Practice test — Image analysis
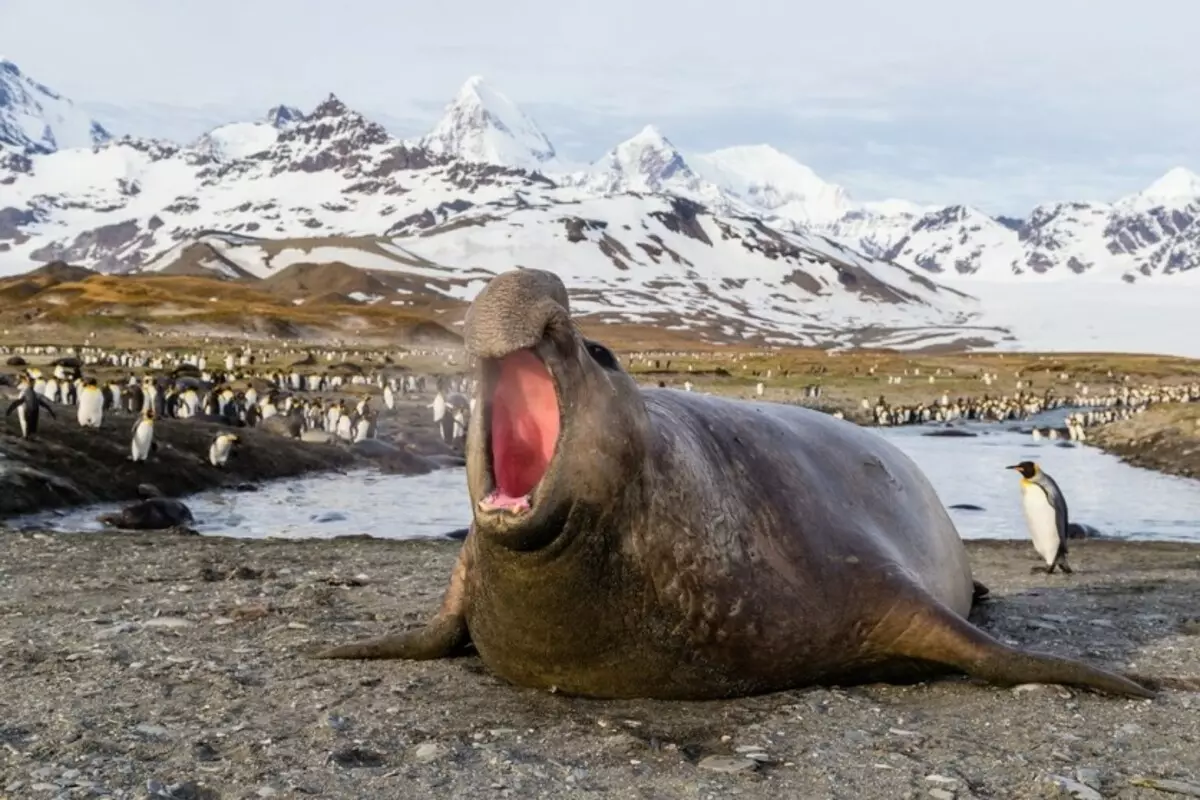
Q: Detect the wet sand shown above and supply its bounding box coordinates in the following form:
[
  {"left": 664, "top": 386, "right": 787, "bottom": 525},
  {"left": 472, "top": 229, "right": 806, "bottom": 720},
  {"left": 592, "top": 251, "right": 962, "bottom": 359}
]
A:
[{"left": 0, "top": 533, "right": 1197, "bottom": 799}]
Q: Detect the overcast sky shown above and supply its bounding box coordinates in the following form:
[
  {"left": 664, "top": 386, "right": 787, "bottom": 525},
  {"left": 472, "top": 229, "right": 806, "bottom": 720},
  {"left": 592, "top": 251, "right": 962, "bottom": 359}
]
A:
[{"left": 4, "top": 0, "right": 1197, "bottom": 216}]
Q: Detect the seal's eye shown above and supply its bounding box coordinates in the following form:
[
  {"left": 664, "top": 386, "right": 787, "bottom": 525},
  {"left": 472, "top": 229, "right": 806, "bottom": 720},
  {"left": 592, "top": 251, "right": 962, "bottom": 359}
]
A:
[{"left": 584, "top": 340, "right": 620, "bottom": 371}]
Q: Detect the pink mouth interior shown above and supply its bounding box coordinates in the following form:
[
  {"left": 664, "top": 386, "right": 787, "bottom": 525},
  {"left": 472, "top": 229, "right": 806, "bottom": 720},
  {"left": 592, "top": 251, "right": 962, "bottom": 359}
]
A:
[{"left": 486, "top": 349, "right": 559, "bottom": 509}]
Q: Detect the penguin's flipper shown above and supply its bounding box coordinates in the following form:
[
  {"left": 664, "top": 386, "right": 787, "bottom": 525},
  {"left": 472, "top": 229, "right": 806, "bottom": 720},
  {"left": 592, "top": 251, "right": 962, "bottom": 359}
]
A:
[
  {"left": 5, "top": 399, "right": 18, "bottom": 417},
  {"left": 971, "top": 580, "right": 991, "bottom": 604}
]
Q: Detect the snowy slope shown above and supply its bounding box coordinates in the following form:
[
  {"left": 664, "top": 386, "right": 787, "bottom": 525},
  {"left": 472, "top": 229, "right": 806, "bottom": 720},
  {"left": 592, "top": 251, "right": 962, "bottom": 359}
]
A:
[
  {"left": 1, "top": 59, "right": 1196, "bottom": 353},
  {"left": 692, "top": 145, "right": 855, "bottom": 225},
  {"left": 419, "top": 76, "right": 558, "bottom": 172},
  {"left": 0, "top": 73, "right": 998, "bottom": 349},
  {"left": 191, "top": 105, "right": 302, "bottom": 160},
  {"left": 0, "top": 59, "right": 111, "bottom": 154}
]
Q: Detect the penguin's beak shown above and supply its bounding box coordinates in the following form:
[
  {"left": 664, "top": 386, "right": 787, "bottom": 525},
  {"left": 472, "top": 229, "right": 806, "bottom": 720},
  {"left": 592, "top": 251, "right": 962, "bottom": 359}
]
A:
[{"left": 1004, "top": 464, "right": 1020, "bottom": 471}]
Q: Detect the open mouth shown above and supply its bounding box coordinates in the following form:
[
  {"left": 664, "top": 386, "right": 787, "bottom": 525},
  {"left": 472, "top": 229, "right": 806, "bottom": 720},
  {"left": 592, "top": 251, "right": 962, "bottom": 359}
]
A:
[{"left": 480, "top": 348, "right": 560, "bottom": 514}]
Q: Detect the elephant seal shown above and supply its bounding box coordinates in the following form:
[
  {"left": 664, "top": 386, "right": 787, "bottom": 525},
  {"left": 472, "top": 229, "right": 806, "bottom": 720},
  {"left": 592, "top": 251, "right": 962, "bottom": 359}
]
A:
[
  {"left": 99, "top": 496, "right": 195, "bottom": 531},
  {"left": 315, "top": 268, "right": 1154, "bottom": 700}
]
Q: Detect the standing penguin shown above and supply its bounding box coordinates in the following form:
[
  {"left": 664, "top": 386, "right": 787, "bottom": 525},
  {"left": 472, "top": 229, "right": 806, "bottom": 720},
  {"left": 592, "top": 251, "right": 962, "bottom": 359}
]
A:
[
  {"left": 1006, "top": 460, "right": 1073, "bottom": 575},
  {"left": 208, "top": 432, "right": 240, "bottom": 467},
  {"left": 130, "top": 409, "right": 156, "bottom": 462},
  {"left": 6, "top": 380, "right": 58, "bottom": 438},
  {"left": 76, "top": 377, "right": 104, "bottom": 428}
]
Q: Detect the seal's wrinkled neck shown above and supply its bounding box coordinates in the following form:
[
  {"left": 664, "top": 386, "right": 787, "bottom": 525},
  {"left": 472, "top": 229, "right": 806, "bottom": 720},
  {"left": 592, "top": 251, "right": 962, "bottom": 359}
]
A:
[{"left": 484, "top": 348, "right": 560, "bottom": 510}]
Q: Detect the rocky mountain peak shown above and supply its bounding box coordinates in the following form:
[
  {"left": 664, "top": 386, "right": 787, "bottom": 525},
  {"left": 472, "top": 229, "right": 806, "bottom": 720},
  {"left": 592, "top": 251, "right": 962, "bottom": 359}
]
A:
[
  {"left": 421, "top": 75, "right": 557, "bottom": 170},
  {"left": 0, "top": 58, "right": 111, "bottom": 154}
]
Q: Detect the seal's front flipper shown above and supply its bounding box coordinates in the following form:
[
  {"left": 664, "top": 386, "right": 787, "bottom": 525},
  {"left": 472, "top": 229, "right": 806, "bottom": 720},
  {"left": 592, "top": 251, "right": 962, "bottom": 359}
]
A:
[
  {"left": 311, "top": 533, "right": 474, "bottom": 662},
  {"left": 882, "top": 592, "right": 1155, "bottom": 699}
]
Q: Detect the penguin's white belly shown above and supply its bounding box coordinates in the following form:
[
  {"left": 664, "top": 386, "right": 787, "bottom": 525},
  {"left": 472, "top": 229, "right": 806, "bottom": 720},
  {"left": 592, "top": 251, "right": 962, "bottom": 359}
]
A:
[
  {"left": 209, "top": 439, "right": 232, "bottom": 466},
  {"left": 77, "top": 391, "right": 104, "bottom": 427},
  {"left": 131, "top": 422, "right": 154, "bottom": 461},
  {"left": 1021, "top": 485, "right": 1060, "bottom": 564},
  {"left": 336, "top": 415, "right": 354, "bottom": 440},
  {"left": 17, "top": 404, "right": 28, "bottom": 436}
]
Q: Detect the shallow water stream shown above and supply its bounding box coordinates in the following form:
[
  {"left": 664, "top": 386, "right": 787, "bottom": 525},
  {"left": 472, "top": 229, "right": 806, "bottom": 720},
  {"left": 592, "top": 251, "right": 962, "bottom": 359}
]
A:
[{"left": 11, "top": 414, "right": 1200, "bottom": 542}]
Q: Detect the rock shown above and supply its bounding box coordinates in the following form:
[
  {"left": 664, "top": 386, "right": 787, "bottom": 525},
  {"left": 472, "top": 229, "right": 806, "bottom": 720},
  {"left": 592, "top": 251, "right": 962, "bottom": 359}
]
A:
[
  {"left": 928, "top": 789, "right": 955, "bottom": 800},
  {"left": 1114, "top": 723, "right": 1143, "bottom": 741},
  {"left": 1075, "top": 768, "right": 1101, "bottom": 790},
  {"left": 1129, "top": 777, "right": 1200, "bottom": 797},
  {"left": 192, "top": 741, "right": 220, "bottom": 762},
  {"left": 329, "top": 745, "right": 384, "bottom": 768},
  {"left": 95, "top": 622, "right": 139, "bottom": 639},
  {"left": 697, "top": 755, "right": 759, "bottom": 774},
  {"left": 414, "top": 742, "right": 446, "bottom": 763},
  {"left": 134, "top": 723, "right": 172, "bottom": 740},
  {"left": 1048, "top": 775, "right": 1102, "bottom": 800},
  {"left": 143, "top": 617, "right": 193, "bottom": 629}
]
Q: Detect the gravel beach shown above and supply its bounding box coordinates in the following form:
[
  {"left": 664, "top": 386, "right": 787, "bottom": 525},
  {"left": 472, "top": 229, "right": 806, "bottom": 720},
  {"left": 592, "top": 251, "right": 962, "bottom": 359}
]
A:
[
  {"left": 1, "top": 533, "right": 1198, "bottom": 799},
  {"left": 1091, "top": 405, "right": 1200, "bottom": 481}
]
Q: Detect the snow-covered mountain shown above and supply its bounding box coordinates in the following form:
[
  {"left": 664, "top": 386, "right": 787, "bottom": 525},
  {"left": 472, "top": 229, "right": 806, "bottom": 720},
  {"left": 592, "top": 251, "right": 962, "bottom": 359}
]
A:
[
  {"left": 0, "top": 68, "right": 998, "bottom": 350},
  {"left": 419, "top": 76, "right": 558, "bottom": 172},
  {"left": 561, "top": 132, "right": 1200, "bottom": 284},
  {"left": 1, "top": 58, "right": 1196, "bottom": 352},
  {"left": 0, "top": 59, "right": 111, "bottom": 154}
]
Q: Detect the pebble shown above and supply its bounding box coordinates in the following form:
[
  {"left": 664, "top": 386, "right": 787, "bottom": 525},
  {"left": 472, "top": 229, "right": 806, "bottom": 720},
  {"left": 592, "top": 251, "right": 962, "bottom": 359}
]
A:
[
  {"left": 1114, "top": 723, "right": 1142, "bottom": 741},
  {"left": 143, "top": 617, "right": 193, "bottom": 629},
  {"left": 95, "top": 622, "right": 139, "bottom": 639},
  {"left": 698, "top": 755, "right": 759, "bottom": 774},
  {"left": 1048, "top": 775, "right": 1103, "bottom": 800},
  {"left": 414, "top": 742, "right": 446, "bottom": 763},
  {"left": 134, "top": 723, "right": 172, "bottom": 740},
  {"left": 928, "top": 789, "right": 955, "bottom": 800},
  {"left": 1075, "top": 768, "right": 1101, "bottom": 789},
  {"left": 1130, "top": 777, "right": 1200, "bottom": 797}
]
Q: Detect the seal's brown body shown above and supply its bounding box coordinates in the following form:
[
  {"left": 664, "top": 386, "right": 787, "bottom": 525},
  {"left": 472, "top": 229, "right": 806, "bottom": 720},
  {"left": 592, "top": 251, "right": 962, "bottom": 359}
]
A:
[
  {"left": 467, "top": 391, "right": 975, "bottom": 698},
  {"left": 316, "top": 268, "right": 1155, "bottom": 701}
]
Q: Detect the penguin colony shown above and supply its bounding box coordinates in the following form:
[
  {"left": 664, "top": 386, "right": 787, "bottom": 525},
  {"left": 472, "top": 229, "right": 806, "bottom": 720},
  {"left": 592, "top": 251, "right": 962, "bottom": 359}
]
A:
[
  {"left": 4, "top": 343, "right": 1197, "bottom": 574},
  {"left": 2, "top": 344, "right": 478, "bottom": 469}
]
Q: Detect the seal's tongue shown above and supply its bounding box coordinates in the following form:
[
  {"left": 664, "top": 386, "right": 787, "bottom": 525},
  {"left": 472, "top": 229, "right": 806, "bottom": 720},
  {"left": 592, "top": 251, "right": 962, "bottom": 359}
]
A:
[{"left": 490, "top": 349, "right": 559, "bottom": 502}]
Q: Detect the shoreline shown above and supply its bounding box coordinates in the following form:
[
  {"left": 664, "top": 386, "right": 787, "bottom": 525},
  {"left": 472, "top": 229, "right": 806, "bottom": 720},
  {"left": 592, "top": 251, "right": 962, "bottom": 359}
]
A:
[
  {"left": 0, "top": 396, "right": 457, "bottom": 520},
  {"left": 1089, "top": 404, "right": 1200, "bottom": 481},
  {"left": 0, "top": 534, "right": 1197, "bottom": 798}
]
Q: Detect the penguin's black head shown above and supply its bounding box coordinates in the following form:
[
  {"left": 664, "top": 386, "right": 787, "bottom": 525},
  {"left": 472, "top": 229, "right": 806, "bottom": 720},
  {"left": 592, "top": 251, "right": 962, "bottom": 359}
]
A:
[{"left": 1006, "top": 460, "right": 1038, "bottom": 479}]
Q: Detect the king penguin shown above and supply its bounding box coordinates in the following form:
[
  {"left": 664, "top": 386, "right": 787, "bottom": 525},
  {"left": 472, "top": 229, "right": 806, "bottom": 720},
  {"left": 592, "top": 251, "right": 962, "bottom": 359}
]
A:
[
  {"left": 6, "top": 377, "right": 58, "bottom": 438},
  {"left": 77, "top": 377, "right": 104, "bottom": 428},
  {"left": 1006, "top": 460, "right": 1073, "bottom": 574},
  {"left": 130, "top": 409, "right": 156, "bottom": 462},
  {"left": 209, "top": 432, "right": 240, "bottom": 467}
]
